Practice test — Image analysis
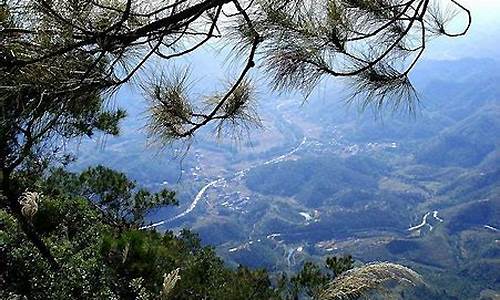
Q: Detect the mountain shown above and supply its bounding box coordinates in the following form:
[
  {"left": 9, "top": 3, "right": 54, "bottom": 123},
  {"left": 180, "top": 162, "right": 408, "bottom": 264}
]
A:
[{"left": 73, "top": 57, "right": 500, "bottom": 299}]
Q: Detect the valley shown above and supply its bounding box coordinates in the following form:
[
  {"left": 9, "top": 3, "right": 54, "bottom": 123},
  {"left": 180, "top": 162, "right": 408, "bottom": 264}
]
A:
[{"left": 73, "top": 57, "right": 500, "bottom": 299}]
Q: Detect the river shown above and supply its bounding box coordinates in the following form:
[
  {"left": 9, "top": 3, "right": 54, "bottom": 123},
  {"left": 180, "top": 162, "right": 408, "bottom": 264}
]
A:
[{"left": 141, "top": 101, "right": 305, "bottom": 230}]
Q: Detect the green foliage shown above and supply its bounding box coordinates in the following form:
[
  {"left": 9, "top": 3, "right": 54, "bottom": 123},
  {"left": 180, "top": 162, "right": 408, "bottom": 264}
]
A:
[
  {"left": 326, "top": 255, "right": 355, "bottom": 277},
  {"left": 0, "top": 165, "right": 370, "bottom": 300},
  {"left": 0, "top": 0, "right": 126, "bottom": 174},
  {"left": 289, "top": 255, "right": 355, "bottom": 299},
  {"left": 44, "top": 166, "right": 178, "bottom": 226},
  {"left": 0, "top": 1, "right": 470, "bottom": 298},
  {"left": 292, "top": 262, "right": 330, "bottom": 298},
  {"left": 0, "top": 190, "right": 116, "bottom": 299},
  {"left": 0, "top": 167, "right": 283, "bottom": 299}
]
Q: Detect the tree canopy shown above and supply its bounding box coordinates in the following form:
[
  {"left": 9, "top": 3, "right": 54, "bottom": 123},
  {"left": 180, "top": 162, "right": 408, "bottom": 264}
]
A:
[
  {"left": 0, "top": 0, "right": 470, "bottom": 298},
  {"left": 2, "top": 0, "right": 470, "bottom": 143},
  {"left": 0, "top": 166, "right": 424, "bottom": 299}
]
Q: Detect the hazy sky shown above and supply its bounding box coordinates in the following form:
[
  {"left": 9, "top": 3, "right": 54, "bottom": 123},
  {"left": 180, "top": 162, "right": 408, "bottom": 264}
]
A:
[
  {"left": 423, "top": 0, "right": 500, "bottom": 60},
  {"left": 151, "top": 0, "right": 500, "bottom": 84},
  {"left": 461, "top": 0, "right": 500, "bottom": 9},
  {"left": 459, "top": 0, "right": 500, "bottom": 22}
]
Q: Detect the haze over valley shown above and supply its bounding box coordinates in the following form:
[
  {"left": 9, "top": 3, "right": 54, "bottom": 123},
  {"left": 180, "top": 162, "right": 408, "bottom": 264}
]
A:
[{"left": 73, "top": 55, "right": 500, "bottom": 299}]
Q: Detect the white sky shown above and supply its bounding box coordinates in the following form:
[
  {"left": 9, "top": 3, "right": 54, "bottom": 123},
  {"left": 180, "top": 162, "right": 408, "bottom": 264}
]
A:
[
  {"left": 460, "top": 0, "right": 500, "bottom": 8},
  {"left": 450, "top": 0, "right": 500, "bottom": 28},
  {"left": 423, "top": 0, "right": 500, "bottom": 60}
]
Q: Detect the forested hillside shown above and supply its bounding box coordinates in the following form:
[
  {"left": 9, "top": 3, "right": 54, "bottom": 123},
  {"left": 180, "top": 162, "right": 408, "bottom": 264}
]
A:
[
  {"left": 2, "top": 0, "right": 497, "bottom": 299},
  {"left": 68, "top": 55, "right": 500, "bottom": 299}
]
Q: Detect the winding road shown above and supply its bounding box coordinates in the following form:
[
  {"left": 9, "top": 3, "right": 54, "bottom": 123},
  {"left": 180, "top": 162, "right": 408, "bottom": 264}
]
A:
[
  {"left": 408, "top": 210, "right": 443, "bottom": 232},
  {"left": 142, "top": 101, "right": 306, "bottom": 230}
]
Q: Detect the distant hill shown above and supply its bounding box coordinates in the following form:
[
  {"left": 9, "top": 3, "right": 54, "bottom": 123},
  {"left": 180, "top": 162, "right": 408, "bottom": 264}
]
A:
[
  {"left": 72, "top": 57, "right": 500, "bottom": 299},
  {"left": 417, "top": 105, "right": 500, "bottom": 167}
]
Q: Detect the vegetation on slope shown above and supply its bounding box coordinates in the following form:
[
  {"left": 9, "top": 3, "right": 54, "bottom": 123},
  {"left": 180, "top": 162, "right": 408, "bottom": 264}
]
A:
[{"left": 1, "top": 166, "right": 424, "bottom": 299}]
